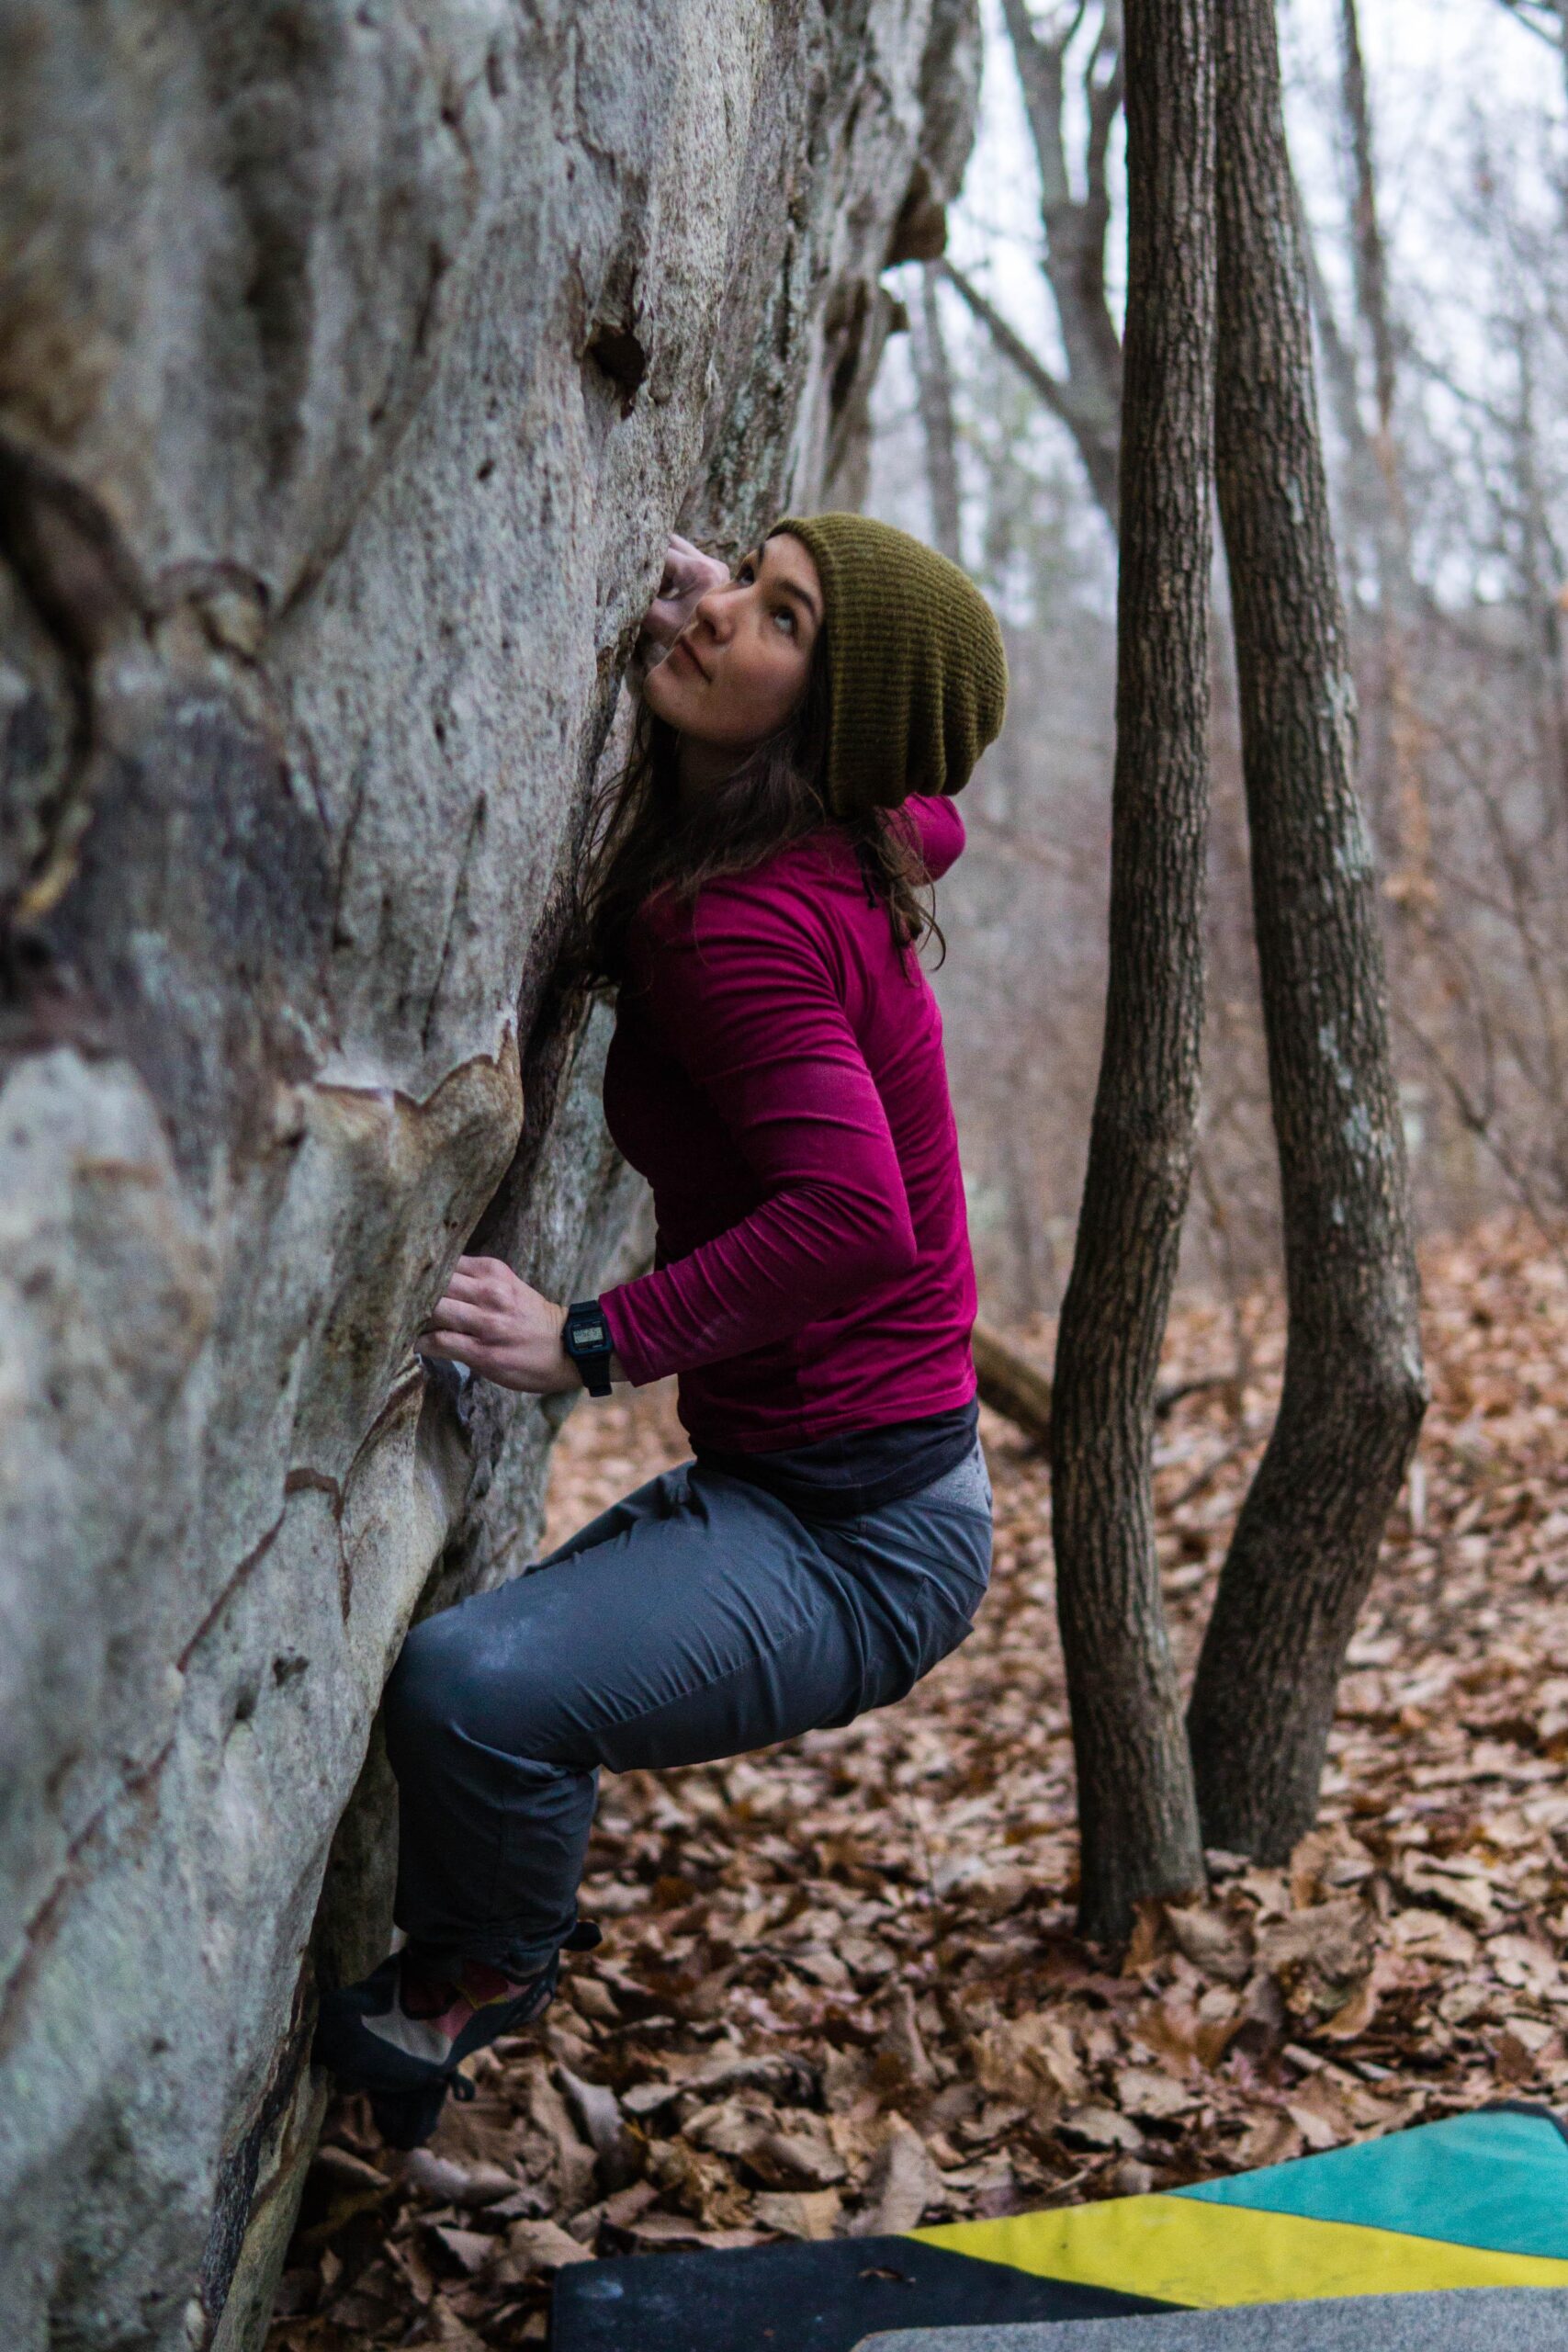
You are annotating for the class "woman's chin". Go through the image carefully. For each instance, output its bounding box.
[648,667,713,734]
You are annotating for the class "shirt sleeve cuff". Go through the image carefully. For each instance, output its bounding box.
[599,1283,660,1389]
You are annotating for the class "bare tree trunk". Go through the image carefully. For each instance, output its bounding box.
[1338,0,1395,439]
[1048,0,1213,1947]
[1336,0,1429,894]
[909,266,964,566]
[945,1,1123,534]
[1186,0,1427,1860]
[1509,331,1568,817]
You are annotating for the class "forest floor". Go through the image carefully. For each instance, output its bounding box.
[270,1214,1568,2351]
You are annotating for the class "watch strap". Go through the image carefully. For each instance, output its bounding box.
[563,1297,614,1397]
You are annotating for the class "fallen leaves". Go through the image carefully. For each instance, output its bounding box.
[848,2119,946,2233]
[1166,1904,1253,1984]
[1256,1896,1373,2000]
[1061,2101,1145,2152]
[270,1215,1568,2351]
[750,2187,841,2239]
[400,2154,517,2211]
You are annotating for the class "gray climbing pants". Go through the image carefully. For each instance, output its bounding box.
[383,1433,993,1976]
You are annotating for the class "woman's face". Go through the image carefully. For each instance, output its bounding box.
[642,532,823,752]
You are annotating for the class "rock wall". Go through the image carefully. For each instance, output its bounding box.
[0,4,979,2345]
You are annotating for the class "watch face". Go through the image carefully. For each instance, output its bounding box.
[571,1317,608,1350]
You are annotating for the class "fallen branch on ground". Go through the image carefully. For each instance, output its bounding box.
[972,1321,1054,1446]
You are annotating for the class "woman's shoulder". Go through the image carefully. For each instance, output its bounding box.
[895,793,966,879]
[631,803,962,966]
[705,802,964,898]
[732,797,966,887]
[626,849,840,988]
[635,833,839,933]
[633,799,961,933]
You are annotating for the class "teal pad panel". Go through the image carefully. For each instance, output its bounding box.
[1175,2109,1568,2262]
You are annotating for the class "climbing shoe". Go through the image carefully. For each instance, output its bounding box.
[312,1944,559,2147]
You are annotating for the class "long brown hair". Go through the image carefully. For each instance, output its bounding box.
[565,622,946,999]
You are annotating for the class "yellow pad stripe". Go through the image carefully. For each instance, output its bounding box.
[913,2193,1568,2307]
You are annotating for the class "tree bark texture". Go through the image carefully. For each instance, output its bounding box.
[1048,0,1213,1947]
[1186,0,1427,1860]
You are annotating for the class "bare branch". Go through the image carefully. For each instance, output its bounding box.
[937,259,1122,530]
[1492,0,1568,108]
[999,0,1077,216]
[936,259,1069,419]
[994,0,1126,530]
[908,268,964,566]
[1493,0,1566,45]
[972,1320,1054,1446]
[1084,3,1125,211]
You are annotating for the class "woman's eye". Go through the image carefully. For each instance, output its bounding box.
[737,561,756,582]
[773,606,795,635]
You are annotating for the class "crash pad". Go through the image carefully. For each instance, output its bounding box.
[551,2106,1568,2352]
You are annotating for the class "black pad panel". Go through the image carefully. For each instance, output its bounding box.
[552,2233,1176,2351]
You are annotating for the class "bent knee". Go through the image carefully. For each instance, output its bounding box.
[383,1608,474,1771]
[383,1597,564,1773]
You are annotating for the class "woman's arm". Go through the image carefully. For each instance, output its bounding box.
[598,882,919,1385]
[418,884,917,1395]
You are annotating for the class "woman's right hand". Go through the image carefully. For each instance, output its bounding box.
[638,534,730,663]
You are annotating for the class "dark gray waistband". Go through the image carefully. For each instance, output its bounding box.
[694,1396,981,1522]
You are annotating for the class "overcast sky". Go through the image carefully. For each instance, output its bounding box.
[942,0,1560,379]
[873,0,1566,608]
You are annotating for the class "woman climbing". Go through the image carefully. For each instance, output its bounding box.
[313,513,1009,2146]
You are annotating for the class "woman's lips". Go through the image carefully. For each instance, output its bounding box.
[670,635,709,680]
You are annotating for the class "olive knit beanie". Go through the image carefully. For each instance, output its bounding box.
[770,513,1008,818]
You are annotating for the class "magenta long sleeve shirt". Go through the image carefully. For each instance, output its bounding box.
[599,795,978,1453]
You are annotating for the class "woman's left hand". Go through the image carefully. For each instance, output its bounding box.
[419,1256,578,1395]
[638,534,730,662]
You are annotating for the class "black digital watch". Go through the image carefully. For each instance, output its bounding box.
[562,1297,615,1397]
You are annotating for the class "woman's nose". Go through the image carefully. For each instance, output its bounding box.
[693,585,731,639]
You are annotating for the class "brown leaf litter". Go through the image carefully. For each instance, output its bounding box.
[270,1214,1568,2350]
